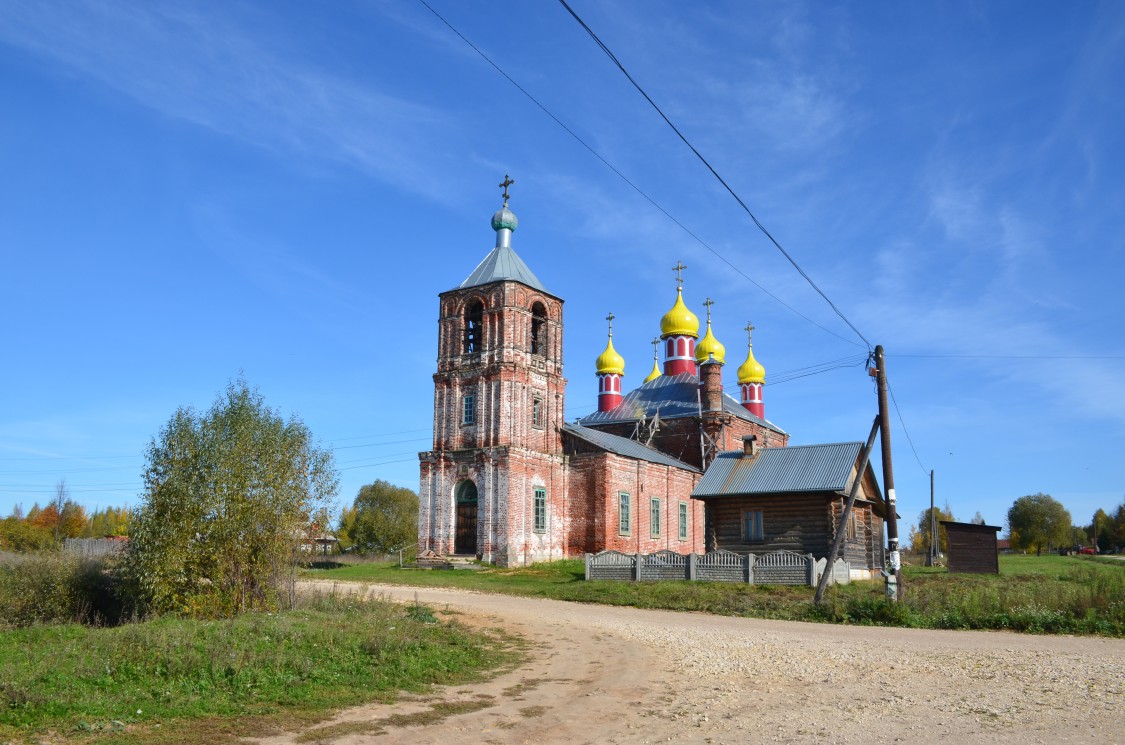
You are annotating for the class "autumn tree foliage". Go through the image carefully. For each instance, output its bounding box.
[122,380,337,616]
[908,506,954,555]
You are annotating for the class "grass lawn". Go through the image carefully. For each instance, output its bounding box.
[0,594,520,745]
[302,553,1125,636]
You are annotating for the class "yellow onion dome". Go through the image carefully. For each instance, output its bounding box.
[694,320,726,365]
[737,346,766,384]
[660,288,700,338]
[595,336,625,376]
[643,357,661,383]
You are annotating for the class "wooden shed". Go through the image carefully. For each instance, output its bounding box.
[939,520,1002,574]
[691,441,887,580]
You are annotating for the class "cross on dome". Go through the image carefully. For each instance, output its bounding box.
[703,297,714,322]
[606,312,616,335]
[499,174,515,206]
[672,261,687,288]
[744,321,756,346]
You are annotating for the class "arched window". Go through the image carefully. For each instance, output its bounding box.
[456,480,478,504]
[464,300,484,354]
[530,302,547,355]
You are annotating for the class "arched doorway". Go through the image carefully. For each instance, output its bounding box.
[454,480,478,555]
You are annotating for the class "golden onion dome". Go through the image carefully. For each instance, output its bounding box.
[695,320,726,365]
[595,335,625,376]
[737,346,766,384]
[643,357,661,383]
[660,288,700,338]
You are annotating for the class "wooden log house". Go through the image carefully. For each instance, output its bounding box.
[691,439,888,580]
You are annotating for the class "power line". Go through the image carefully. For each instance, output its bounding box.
[556,0,873,351]
[891,354,1125,360]
[339,457,419,472]
[414,0,862,348]
[886,379,928,477]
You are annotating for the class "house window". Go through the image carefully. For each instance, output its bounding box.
[532,398,543,428]
[742,510,763,542]
[461,394,476,425]
[531,302,547,355]
[533,488,547,533]
[847,510,858,540]
[650,498,661,537]
[618,492,631,535]
[464,300,484,354]
[678,502,688,541]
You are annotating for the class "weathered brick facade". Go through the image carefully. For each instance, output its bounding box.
[418,274,571,566]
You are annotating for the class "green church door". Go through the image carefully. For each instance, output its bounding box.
[454,481,478,555]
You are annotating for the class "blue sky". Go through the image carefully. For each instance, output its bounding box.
[2,0,1123,534]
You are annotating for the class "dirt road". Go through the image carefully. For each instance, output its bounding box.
[254,582,1124,744]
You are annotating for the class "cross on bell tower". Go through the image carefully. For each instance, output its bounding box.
[499,174,515,206]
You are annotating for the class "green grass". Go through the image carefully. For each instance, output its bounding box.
[302,554,1125,636]
[0,593,521,744]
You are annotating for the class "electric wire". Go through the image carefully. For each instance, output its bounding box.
[414,0,861,348]
[886,380,928,477]
[556,0,873,351]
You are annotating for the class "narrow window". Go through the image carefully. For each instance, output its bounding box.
[462,394,476,425]
[678,502,689,541]
[618,492,631,535]
[533,488,547,533]
[742,510,763,542]
[464,300,484,354]
[532,398,543,428]
[650,498,661,537]
[847,510,858,540]
[530,302,547,355]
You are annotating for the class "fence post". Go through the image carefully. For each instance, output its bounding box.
[746,553,755,584]
[635,553,643,581]
[687,553,697,581]
[807,553,816,587]
[585,553,591,581]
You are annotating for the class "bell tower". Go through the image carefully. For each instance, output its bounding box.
[419,177,568,566]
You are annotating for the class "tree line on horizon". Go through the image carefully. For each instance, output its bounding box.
[909,493,1125,557]
[0,489,130,552]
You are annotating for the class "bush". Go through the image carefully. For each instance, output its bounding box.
[0,553,123,628]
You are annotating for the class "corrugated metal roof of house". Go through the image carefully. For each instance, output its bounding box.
[576,372,786,434]
[692,442,872,497]
[457,244,546,291]
[562,423,700,472]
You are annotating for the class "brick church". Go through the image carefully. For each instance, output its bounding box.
[419,181,886,570]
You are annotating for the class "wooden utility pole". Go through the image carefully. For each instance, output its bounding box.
[813,416,880,605]
[873,345,903,601]
[928,469,937,566]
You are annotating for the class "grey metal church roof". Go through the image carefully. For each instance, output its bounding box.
[458,245,546,292]
[562,423,700,472]
[576,372,786,434]
[692,442,878,498]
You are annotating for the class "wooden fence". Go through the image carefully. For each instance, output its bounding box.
[63,537,127,557]
[585,549,851,587]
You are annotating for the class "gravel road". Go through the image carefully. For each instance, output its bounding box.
[253,582,1124,745]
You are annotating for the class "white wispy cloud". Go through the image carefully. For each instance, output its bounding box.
[0,1,461,199]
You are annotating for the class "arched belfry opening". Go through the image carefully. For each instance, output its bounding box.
[531,302,547,355]
[454,480,478,555]
[464,300,484,354]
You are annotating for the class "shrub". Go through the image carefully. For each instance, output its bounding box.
[0,553,123,628]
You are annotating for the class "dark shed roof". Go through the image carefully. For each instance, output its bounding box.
[563,423,699,472]
[576,372,786,434]
[692,442,880,499]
